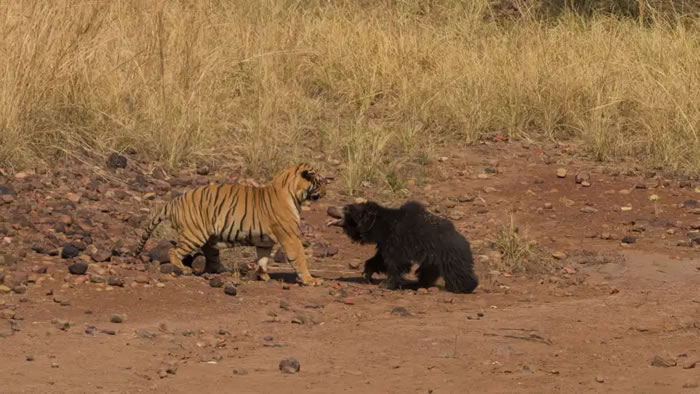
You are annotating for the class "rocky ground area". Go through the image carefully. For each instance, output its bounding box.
[0,140,699,393]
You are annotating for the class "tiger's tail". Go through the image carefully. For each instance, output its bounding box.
[133,201,172,256]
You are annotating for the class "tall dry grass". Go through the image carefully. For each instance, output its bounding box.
[1,0,699,194]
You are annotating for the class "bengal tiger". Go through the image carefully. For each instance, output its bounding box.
[133,163,328,286]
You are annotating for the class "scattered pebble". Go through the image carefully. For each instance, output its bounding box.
[279,358,301,374]
[209,277,223,288]
[110,314,126,324]
[107,276,124,287]
[621,236,637,244]
[556,168,567,178]
[67,261,88,275]
[61,245,81,259]
[391,307,410,317]
[595,376,605,383]
[107,153,127,169]
[651,355,677,368]
[224,284,237,296]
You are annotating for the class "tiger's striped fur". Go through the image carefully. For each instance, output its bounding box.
[133,163,328,286]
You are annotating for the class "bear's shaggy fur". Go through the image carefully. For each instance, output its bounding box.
[340,200,478,293]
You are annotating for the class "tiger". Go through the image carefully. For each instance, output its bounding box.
[133,163,328,286]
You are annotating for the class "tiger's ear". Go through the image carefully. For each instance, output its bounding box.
[301,169,315,181]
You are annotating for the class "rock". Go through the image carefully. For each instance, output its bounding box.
[327,206,343,219]
[61,244,81,259]
[683,381,699,389]
[89,248,111,263]
[651,355,677,367]
[192,255,206,275]
[621,236,637,244]
[0,185,16,196]
[134,275,150,284]
[682,200,698,208]
[556,168,567,178]
[348,261,361,270]
[107,153,127,169]
[391,306,410,317]
[552,251,567,260]
[89,274,105,284]
[581,181,591,187]
[543,202,553,210]
[68,261,88,275]
[209,277,224,288]
[25,355,34,362]
[595,376,605,383]
[279,358,300,374]
[110,314,126,324]
[54,319,70,331]
[158,368,169,379]
[196,166,210,176]
[575,173,590,184]
[148,240,173,263]
[233,368,248,375]
[683,359,698,369]
[12,286,26,294]
[160,263,182,275]
[580,206,598,213]
[224,284,237,296]
[107,276,124,287]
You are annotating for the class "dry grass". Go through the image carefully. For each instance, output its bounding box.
[1,1,699,195]
[489,216,556,274]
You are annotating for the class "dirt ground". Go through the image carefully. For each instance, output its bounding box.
[1,140,699,394]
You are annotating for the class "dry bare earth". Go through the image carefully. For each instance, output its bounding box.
[1,142,699,393]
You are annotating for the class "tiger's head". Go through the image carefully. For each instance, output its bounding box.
[274,163,328,203]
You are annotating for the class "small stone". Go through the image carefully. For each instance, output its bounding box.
[279,358,300,374]
[556,168,567,178]
[196,166,209,176]
[159,263,182,275]
[0,285,10,294]
[348,261,361,270]
[683,381,699,389]
[580,206,598,213]
[192,255,206,275]
[543,202,553,210]
[158,368,169,379]
[279,300,290,310]
[327,206,343,219]
[68,261,88,275]
[651,355,677,367]
[224,284,237,296]
[552,251,566,260]
[0,184,16,196]
[581,181,591,187]
[107,276,124,287]
[54,319,70,331]
[148,240,173,263]
[595,376,605,383]
[61,245,80,259]
[110,314,126,323]
[575,173,589,184]
[51,362,59,369]
[89,274,105,284]
[621,236,637,244]
[209,277,224,288]
[107,153,127,169]
[683,359,698,369]
[391,306,410,317]
[233,368,248,375]
[25,355,34,362]
[134,275,150,284]
[66,193,81,204]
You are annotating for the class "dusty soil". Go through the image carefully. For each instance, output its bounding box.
[1,141,699,394]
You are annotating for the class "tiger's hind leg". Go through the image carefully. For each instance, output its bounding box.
[254,246,273,282]
[168,245,194,275]
[202,242,229,274]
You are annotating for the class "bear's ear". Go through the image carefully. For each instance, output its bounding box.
[301,169,315,181]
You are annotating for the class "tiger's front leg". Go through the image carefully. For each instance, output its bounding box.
[254,246,273,282]
[277,235,323,286]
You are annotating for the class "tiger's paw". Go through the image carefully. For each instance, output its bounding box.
[299,276,323,287]
[257,272,271,282]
